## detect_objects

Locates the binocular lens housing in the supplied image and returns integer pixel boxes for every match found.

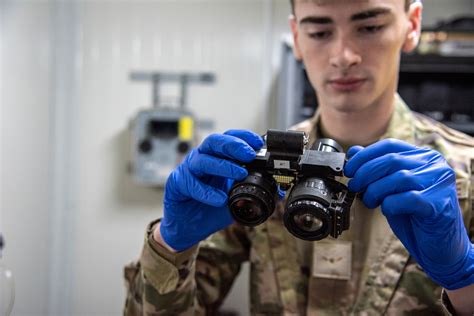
[284,177,334,240]
[228,173,277,226]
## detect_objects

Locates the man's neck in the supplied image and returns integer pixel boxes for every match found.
[319,94,396,147]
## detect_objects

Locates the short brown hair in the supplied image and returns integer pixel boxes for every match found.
[290,0,412,13]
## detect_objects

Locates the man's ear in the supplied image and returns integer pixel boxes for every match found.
[289,14,303,61]
[402,2,423,53]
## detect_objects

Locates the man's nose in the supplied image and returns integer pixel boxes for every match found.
[329,38,362,70]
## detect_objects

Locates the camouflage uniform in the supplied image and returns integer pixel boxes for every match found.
[124,95,474,315]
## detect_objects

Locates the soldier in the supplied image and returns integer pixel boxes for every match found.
[124,0,474,315]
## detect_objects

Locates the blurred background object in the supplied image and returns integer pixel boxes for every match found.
[129,71,215,186]
[1,0,473,315]
[0,234,15,316]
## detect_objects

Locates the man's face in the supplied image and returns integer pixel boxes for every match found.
[290,0,421,113]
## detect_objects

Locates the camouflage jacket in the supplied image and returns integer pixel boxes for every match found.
[124,95,474,315]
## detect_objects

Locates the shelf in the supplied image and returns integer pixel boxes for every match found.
[443,121,474,136]
[400,54,474,73]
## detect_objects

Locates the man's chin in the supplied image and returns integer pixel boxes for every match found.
[322,93,371,114]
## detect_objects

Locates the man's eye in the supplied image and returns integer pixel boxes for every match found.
[308,31,332,40]
[360,25,385,34]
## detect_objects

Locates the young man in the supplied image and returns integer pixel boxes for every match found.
[124,0,474,314]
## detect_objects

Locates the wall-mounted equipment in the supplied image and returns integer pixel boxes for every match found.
[130,72,216,186]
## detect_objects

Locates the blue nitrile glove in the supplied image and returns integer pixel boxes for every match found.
[160,129,264,252]
[344,139,474,290]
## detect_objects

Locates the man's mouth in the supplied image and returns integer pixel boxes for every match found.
[328,77,367,92]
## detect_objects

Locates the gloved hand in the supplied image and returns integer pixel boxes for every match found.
[344,139,474,290]
[160,130,264,252]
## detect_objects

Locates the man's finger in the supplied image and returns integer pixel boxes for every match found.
[361,168,431,209]
[224,129,264,150]
[182,172,228,207]
[347,149,431,192]
[188,152,248,180]
[344,139,416,177]
[199,133,258,163]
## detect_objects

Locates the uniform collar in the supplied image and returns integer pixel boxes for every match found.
[379,94,416,144]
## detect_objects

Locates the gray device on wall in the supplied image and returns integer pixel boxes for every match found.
[130,72,215,186]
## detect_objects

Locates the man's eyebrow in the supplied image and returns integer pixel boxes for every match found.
[351,7,392,21]
[299,7,393,26]
[299,16,333,25]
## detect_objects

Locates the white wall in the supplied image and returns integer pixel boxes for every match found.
[1,1,52,315]
[1,1,473,315]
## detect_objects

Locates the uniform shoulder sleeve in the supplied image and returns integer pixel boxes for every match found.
[414,112,474,148]
[194,222,251,312]
[123,219,199,315]
[123,219,249,315]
